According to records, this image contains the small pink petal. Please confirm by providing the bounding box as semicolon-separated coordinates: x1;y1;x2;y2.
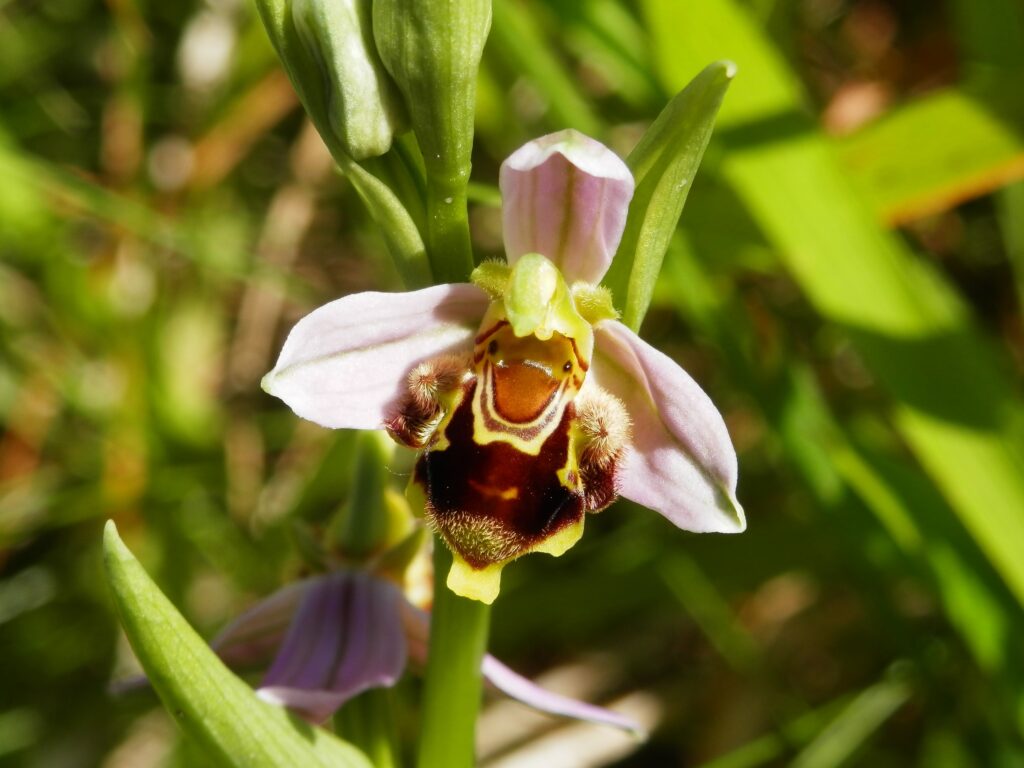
482;656;644;735
263;284;488;430
590;321;744;533
501;130;634;285
257;571;407;723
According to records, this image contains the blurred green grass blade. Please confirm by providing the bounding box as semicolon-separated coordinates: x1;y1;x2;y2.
490;0;601;136
790;670;911;768
667;235;1024;690
643;0;1024;611
0;138;181;252
103;521;373;768
699;694;852;768
838;80;1024;224
604;61;733;330
660;553;761;675
544;0;660;110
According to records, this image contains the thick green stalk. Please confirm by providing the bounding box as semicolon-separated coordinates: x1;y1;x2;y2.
334;689;401;768
416;543;491;768
426;180;474;284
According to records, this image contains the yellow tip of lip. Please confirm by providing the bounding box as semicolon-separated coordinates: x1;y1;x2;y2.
530;517;584;557
446;557;503;604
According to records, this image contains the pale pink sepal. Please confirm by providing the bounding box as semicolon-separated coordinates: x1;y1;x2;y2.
500;129;634;285
263;284;489;429
590;321;745;534
482;656;644;735
256;571;407;724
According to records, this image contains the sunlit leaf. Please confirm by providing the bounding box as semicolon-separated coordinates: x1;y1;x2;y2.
642;0;1024;613
604;60;733;330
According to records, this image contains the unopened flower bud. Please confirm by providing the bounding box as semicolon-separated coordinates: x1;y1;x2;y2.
372;0;491;182
256;0;407;160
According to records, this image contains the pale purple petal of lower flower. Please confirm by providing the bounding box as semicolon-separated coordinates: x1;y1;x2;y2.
257;571;407;723
590;320;745;533
482;656;644;735
501;130;634;285
262;283;489;429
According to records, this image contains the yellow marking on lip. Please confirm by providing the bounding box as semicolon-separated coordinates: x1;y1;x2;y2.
468;479;520;501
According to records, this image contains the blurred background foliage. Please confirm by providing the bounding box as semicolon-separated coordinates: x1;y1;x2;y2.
1;0;1024;765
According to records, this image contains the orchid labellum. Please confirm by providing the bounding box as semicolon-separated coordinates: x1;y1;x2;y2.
264;130;745;604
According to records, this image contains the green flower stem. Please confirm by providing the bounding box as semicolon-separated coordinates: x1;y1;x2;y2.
334;689;401;768
426;178;475;284
416;542;491;768
372;0;490;285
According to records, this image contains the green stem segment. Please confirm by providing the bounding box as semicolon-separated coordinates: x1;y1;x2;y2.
426;178;475;284
416;543;492;768
334;689;402;768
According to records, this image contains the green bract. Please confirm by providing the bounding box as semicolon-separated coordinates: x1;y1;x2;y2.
603;60;735;331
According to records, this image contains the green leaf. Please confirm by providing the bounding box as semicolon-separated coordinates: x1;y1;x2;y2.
643;0;1024;612
103;521;373;768
603;60;734;331
838;78;1024;224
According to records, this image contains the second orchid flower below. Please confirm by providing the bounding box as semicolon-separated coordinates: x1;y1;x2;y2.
263;130;745;603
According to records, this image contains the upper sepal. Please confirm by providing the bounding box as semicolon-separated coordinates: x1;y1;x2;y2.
589;321;744;533
500;130;634;285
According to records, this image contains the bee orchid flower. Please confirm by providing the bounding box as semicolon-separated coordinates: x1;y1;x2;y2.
211;568;642;733
263;129;745;604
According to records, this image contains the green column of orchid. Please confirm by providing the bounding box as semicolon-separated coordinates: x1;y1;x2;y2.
374;0;492;284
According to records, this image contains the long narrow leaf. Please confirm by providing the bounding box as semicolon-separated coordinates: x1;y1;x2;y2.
604;60;733;330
